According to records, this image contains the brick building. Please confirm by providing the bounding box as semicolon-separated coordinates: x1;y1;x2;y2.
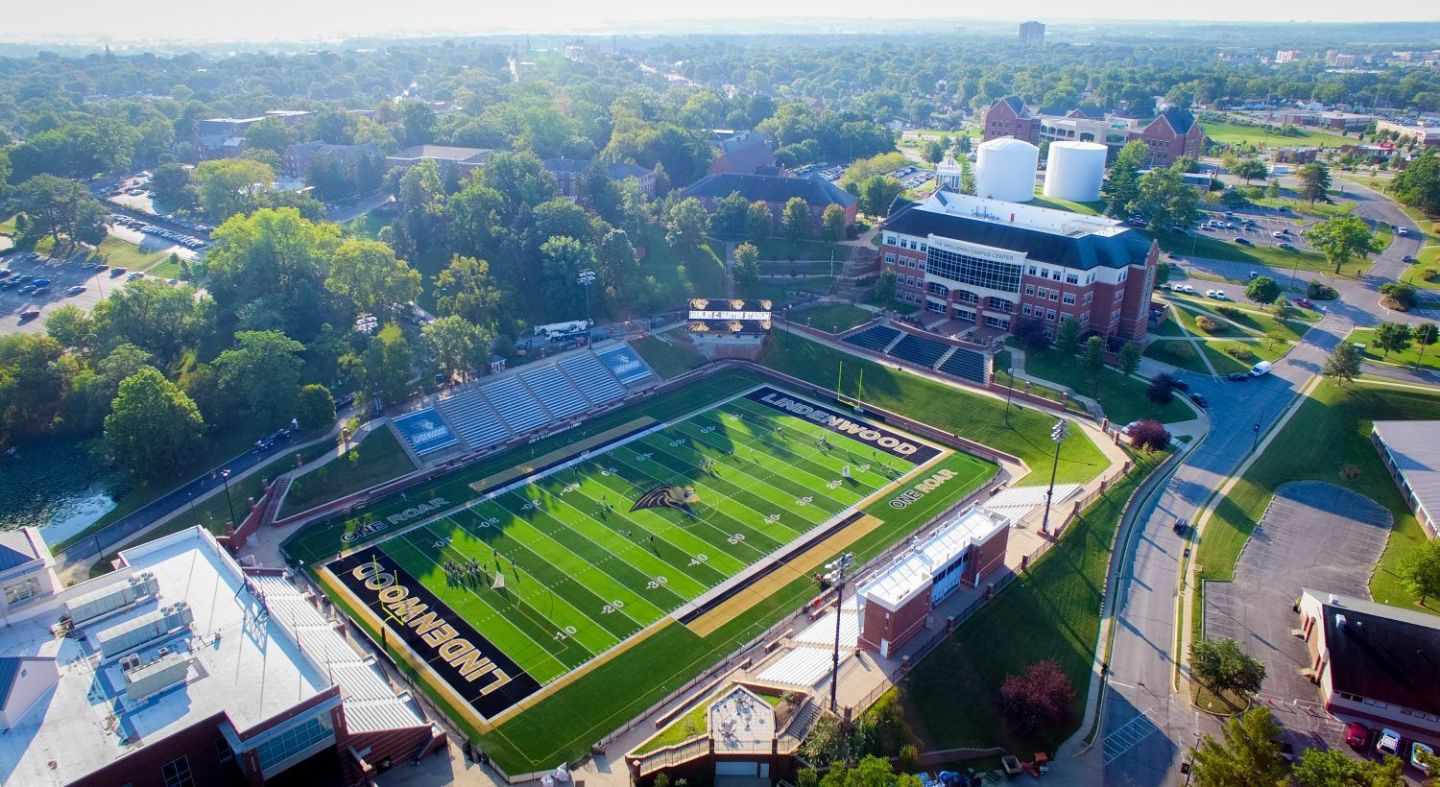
1134;107;1207;167
982;96;1042;143
0;527;441;787
880;191;1159;340
856;507;1010;658
709;130;777;175
385;144;492;178
542;158;656;199
681;172;858;231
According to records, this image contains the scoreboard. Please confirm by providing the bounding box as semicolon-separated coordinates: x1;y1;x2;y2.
687;298;773;335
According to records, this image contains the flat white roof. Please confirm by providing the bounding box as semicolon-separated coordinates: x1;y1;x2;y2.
1373;420;1440;523
859;506;1009;612
0;527;420;786
918;191;1128;239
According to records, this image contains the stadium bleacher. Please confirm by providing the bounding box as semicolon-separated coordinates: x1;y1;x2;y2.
482;376;552;434
888;334;948;368
843;325;900;352
594;343;658;385
559;352;627;406
939;346;989;384
520;365;588;418
435;388;511;449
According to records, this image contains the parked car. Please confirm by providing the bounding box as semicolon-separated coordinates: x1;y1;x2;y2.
1345;722;1371;749
1376;728;1402;757
1402;255;1416;263
1277;242;1297;251
1295;298;1314;309
1234;237;1252;245
1250;361;1273;377
1397;227;1410;237
65;285;86;296
1227;371;1251;382
110;267;127;277
32;286;51;297
18;309;41;322
1189;393;1207;409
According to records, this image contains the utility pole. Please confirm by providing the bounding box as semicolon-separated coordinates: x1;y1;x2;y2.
825;552;855;713
1004;366;1015;425
220;468;238;532
1040;419;1069;537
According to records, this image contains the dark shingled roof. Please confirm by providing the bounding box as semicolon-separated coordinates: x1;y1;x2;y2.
1157;107;1197;135
542;158;652;180
683;173;857;208
1321;595;1440;716
882;200;1152;271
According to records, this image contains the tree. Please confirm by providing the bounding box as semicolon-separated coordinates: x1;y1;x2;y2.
104;367;205;481
214;330;306;424
326;239;422;322
821;204;847;242
711;191;750;237
1379;282;1417;311
1291;748;1406;787
92;279;208;364
1244;276;1281;305
1103;140;1151;216
150;162;196;209
746;200;774;240
204;208;342;340
921;139;945;164
1083;336;1106;397
857;175;903;216
1323;343;1362;385
1190;637;1266;698
1232;158;1269;184
539;236;596;319
595;229;640;298
733;242;760;289
781;197;811;242
0;334;72;445
1133;165;1201;230
1190;707;1289;787
874;270;897;304
295;384;336;431
1298;161;1333;204
1148;373;1179;404
356;323;413;409
398;99;437;148
1129;420;1171;452
1388;150;1440;216
665;197;710;251
423;315;487;381
1012;318;1051;352
192;158;276;222
817;755;923;787
15;174;105;246
1118;343;1142;377
1372;322;1413;357
244;117;296;155
45;305;98;356
1400;539;1440;605
1305;215;1378;275
998;660;1076;736
435;255;504;328
1055;317;1082;355
1413;323;1438;371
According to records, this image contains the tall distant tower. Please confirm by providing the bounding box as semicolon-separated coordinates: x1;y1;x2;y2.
1019;21;1045;47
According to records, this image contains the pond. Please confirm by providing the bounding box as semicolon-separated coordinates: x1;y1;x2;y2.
0;437;118;548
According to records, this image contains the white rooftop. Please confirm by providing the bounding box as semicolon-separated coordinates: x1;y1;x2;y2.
922;190;1129;238
858;506;1010;611
0;527;422;786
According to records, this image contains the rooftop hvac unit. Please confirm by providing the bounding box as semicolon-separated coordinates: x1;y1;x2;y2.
67;572;160;626
123;651;193;702
96;602;194;660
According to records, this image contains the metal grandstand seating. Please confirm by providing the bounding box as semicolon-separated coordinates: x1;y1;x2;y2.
436;388;511;450
482;376;552;434
888;334;948;368
938;346;989;383
843;325;900;352
520;365;589;418
559;352;627;405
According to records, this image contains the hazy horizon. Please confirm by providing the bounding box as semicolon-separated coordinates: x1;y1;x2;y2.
6;0;1440;47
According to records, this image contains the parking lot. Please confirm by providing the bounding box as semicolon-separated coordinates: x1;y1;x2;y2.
1202;481;1421;771
0;243;190;335
1188;206;1318;255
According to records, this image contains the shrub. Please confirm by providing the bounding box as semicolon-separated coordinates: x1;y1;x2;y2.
999;660;1076;736
1224;344;1256;361
1215;305;1241;320
1423;268;1437;282
1195;315;1221;333
1129;420;1172;451
1307;281;1339;300
1380;282;1417;311
1148;374;1179;404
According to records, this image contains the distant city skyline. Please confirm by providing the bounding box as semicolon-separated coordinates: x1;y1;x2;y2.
7;0;1439;45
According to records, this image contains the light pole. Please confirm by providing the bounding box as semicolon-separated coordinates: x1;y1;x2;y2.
1040;419;1069;537
577;268;597;327
220;468;239;532
1004;366;1015;426
825;552;855;713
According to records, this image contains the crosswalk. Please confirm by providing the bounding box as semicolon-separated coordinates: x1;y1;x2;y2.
1103;707;1161;765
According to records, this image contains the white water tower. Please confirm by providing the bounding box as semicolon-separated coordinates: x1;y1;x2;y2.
975;137;1039;203
1043;141;1107;203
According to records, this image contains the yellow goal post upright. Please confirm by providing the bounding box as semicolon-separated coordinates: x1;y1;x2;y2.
834;360;866;413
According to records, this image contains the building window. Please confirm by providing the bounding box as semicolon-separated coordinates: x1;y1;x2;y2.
926;300;946;314
985;296;1014;313
1025;284;1036;296
1065;273;1079;284
162;757;194;787
1084;292;1094;304
884;253;895;264
927;282;950;298
1051;270;1062;281
1063;293;1077;305
1027;265;1037;276
926;247;1023;293
254;715;335;772
956;290;979;304
919;243;927;252
884;235;897;245
1022;304;1033;316
215;737;234;764
1046;309;1057;321
984;315;1010;330
1050;292;1059;301
1114;290;1124;302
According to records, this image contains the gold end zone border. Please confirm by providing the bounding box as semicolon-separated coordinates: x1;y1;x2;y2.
468;416;657;495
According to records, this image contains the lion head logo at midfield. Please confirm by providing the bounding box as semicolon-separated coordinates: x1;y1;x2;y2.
631;485;701;512
690;298;709;310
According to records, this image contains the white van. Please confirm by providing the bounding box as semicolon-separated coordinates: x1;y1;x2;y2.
1249;360;1273;377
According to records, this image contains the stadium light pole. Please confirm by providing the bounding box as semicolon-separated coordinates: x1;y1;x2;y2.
826;552;855;714
220;468;238;533
577;268;597;327
1040;420;1069;538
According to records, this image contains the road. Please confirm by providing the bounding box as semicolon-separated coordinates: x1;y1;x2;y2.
1099;180;1424;785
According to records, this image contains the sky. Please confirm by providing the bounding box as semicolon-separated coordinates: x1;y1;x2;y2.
7;0;1436;44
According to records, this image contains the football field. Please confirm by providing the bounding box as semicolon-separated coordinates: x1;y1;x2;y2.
324;385;990;723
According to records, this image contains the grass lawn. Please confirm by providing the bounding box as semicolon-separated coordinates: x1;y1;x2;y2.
1018;346;1193;425
1399;246;1440;290
1171;302;1245;338
1348;328;1440;373
760;334;1109;485
1199;339;1284;375
742;237;845;262
629;334;707;379
1143;340;1212;375
903;450;1163;752
1193;381;1440;618
1028;190;1105;216
758;260;836;276
634;699;709;755
789;302;874;333
1152;231;1361;277
278;428;416;518
1152;310;1185;338
1200;120;1355;149
993;352;1083;413
639;229;727;300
